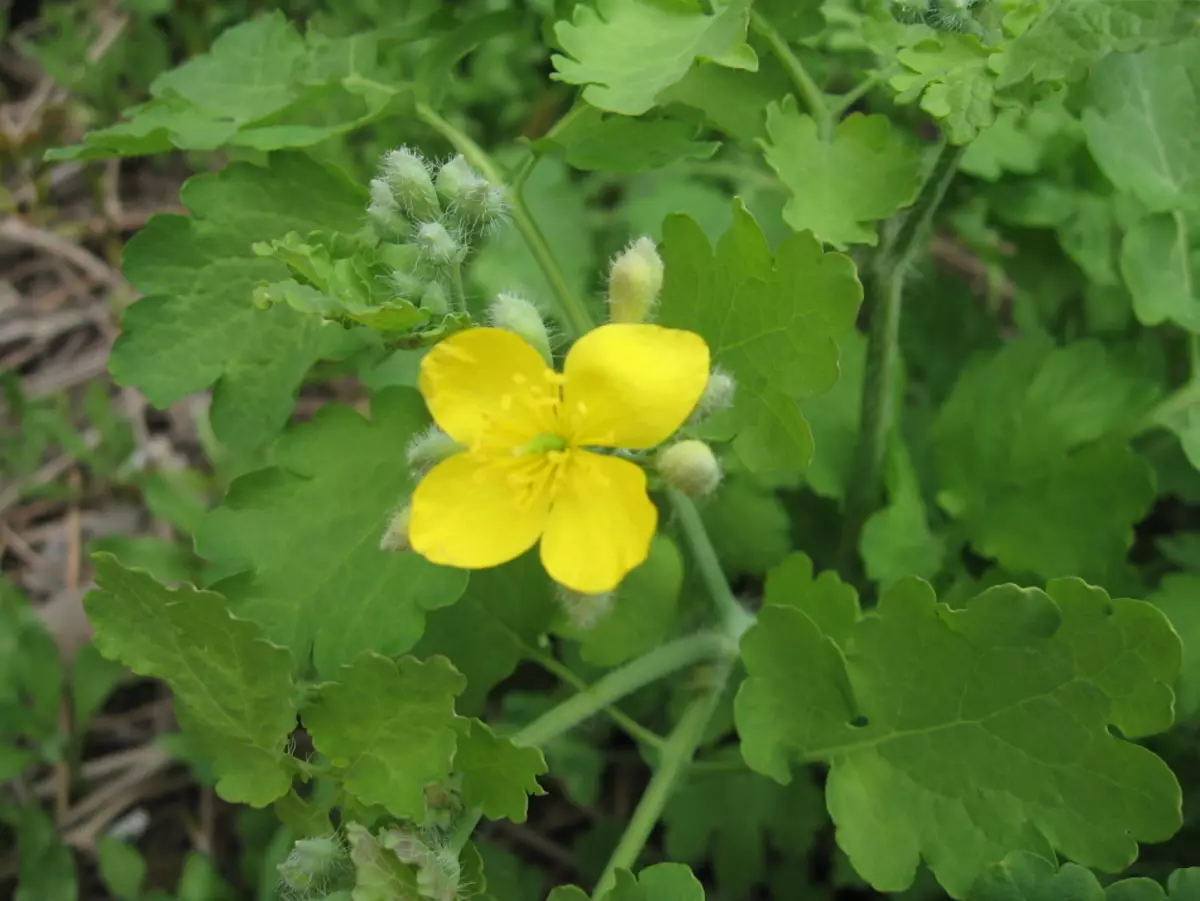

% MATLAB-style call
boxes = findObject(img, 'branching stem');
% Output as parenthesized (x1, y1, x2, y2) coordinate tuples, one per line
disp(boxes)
(750, 10, 830, 137)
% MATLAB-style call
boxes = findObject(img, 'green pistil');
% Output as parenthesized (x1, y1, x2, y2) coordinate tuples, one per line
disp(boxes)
(519, 433, 568, 455)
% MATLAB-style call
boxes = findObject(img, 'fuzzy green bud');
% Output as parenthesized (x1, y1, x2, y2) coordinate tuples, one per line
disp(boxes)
(435, 155, 478, 207)
(415, 221, 465, 269)
(488, 292, 553, 364)
(387, 269, 425, 300)
(277, 835, 348, 894)
(421, 281, 451, 316)
(607, 236, 664, 323)
(382, 148, 441, 221)
(406, 426, 462, 477)
(693, 367, 737, 419)
(657, 439, 722, 497)
(380, 505, 412, 552)
(367, 176, 410, 239)
(436, 155, 507, 234)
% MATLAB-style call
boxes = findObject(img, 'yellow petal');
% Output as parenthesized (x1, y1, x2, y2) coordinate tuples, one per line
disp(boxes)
(540, 450, 656, 593)
(562, 323, 709, 449)
(419, 327, 558, 449)
(410, 451, 553, 570)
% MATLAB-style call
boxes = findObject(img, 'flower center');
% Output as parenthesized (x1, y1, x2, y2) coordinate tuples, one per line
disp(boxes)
(517, 432, 568, 455)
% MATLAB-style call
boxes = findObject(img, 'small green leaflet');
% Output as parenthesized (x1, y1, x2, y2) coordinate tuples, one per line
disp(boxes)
(860, 438, 945, 586)
(304, 653, 464, 821)
(110, 153, 368, 451)
(196, 389, 467, 678)
(762, 101, 922, 247)
(735, 566, 1182, 897)
(536, 107, 718, 173)
(1119, 213, 1200, 332)
(932, 335, 1157, 581)
(548, 864, 706, 901)
(968, 851, 1200, 901)
(658, 201, 861, 475)
(552, 0, 757, 116)
(891, 33, 996, 144)
(454, 718, 547, 823)
(84, 556, 298, 806)
(46, 14, 409, 161)
(1147, 574, 1200, 722)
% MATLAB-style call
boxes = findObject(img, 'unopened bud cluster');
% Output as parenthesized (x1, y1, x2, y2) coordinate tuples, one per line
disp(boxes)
(346, 823, 466, 901)
(367, 148, 509, 317)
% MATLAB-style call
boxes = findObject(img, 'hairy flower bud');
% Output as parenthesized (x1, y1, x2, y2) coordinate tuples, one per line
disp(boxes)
(277, 835, 348, 894)
(382, 148, 441, 221)
(693, 367, 737, 419)
(435, 155, 478, 207)
(380, 505, 412, 552)
(436, 155, 508, 234)
(488, 292, 552, 364)
(415, 221, 466, 269)
(607, 237, 664, 323)
(407, 426, 462, 477)
(367, 176, 410, 239)
(556, 584, 615, 629)
(657, 440, 722, 497)
(421, 282, 451, 316)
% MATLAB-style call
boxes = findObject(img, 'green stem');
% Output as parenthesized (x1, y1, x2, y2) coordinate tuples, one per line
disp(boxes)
(593, 661, 732, 896)
(448, 261, 467, 314)
(750, 10, 830, 136)
(524, 644, 666, 751)
(415, 102, 595, 337)
(840, 140, 965, 574)
(448, 630, 730, 854)
(668, 489, 753, 638)
(827, 67, 896, 119)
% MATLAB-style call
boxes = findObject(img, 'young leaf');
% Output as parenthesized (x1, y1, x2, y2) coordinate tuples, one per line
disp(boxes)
(303, 653, 464, 820)
(658, 202, 861, 475)
(455, 719, 547, 823)
(551, 0, 757, 116)
(890, 33, 996, 144)
(932, 336, 1158, 580)
(735, 574, 1182, 897)
(97, 838, 148, 901)
(110, 154, 368, 450)
(548, 863, 706, 901)
(537, 107, 718, 173)
(85, 555, 298, 806)
(762, 102, 923, 247)
(196, 389, 468, 678)
(12, 806, 77, 901)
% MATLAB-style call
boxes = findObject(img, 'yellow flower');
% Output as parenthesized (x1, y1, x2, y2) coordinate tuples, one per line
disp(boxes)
(409, 323, 710, 593)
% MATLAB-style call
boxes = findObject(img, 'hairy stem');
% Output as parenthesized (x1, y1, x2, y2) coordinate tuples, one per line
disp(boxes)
(840, 140, 965, 574)
(751, 10, 830, 137)
(415, 102, 595, 337)
(668, 489, 753, 637)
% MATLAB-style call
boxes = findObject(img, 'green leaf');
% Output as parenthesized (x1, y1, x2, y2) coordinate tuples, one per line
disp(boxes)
(303, 653, 464, 820)
(663, 764, 824, 896)
(552, 0, 757, 116)
(659, 202, 861, 474)
(538, 107, 718, 172)
(111, 154, 368, 450)
(414, 553, 558, 715)
(1082, 39, 1200, 213)
(968, 851, 1200, 900)
(762, 553, 859, 648)
(0, 578, 62, 752)
(549, 863, 706, 901)
(562, 536, 683, 667)
(802, 328, 866, 500)
(97, 839, 148, 901)
(1120, 213, 1200, 331)
(861, 438, 945, 586)
(735, 575, 1182, 897)
(699, 477, 792, 578)
(196, 389, 467, 678)
(46, 15, 407, 161)
(85, 556, 298, 806)
(890, 33, 995, 144)
(931, 336, 1157, 580)
(455, 719, 547, 823)
(1147, 574, 1200, 721)
(14, 806, 76, 901)
(762, 101, 922, 247)
(657, 62, 788, 144)
(70, 642, 126, 729)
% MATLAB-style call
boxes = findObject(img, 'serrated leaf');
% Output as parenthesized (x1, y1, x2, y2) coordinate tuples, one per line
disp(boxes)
(764, 553, 860, 648)
(455, 719, 547, 823)
(932, 336, 1157, 580)
(968, 850, 1200, 900)
(46, 16, 408, 161)
(1120, 213, 1200, 331)
(861, 437, 945, 586)
(699, 477, 792, 578)
(304, 653, 464, 819)
(762, 101, 922, 247)
(196, 389, 467, 678)
(1082, 39, 1200, 214)
(663, 764, 824, 896)
(85, 555, 298, 806)
(414, 553, 558, 715)
(735, 575, 1182, 897)
(890, 33, 995, 144)
(562, 536, 683, 667)
(551, 0, 757, 116)
(538, 107, 718, 172)
(549, 863, 706, 901)
(659, 202, 861, 474)
(110, 154, 368, 450)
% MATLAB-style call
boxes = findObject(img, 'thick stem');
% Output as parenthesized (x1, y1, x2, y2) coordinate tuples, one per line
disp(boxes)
(840, 140, 965, 574)
(415, 103, 595, 337)
(750, 10, 830, 137)
(593, 661, 732, 896)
